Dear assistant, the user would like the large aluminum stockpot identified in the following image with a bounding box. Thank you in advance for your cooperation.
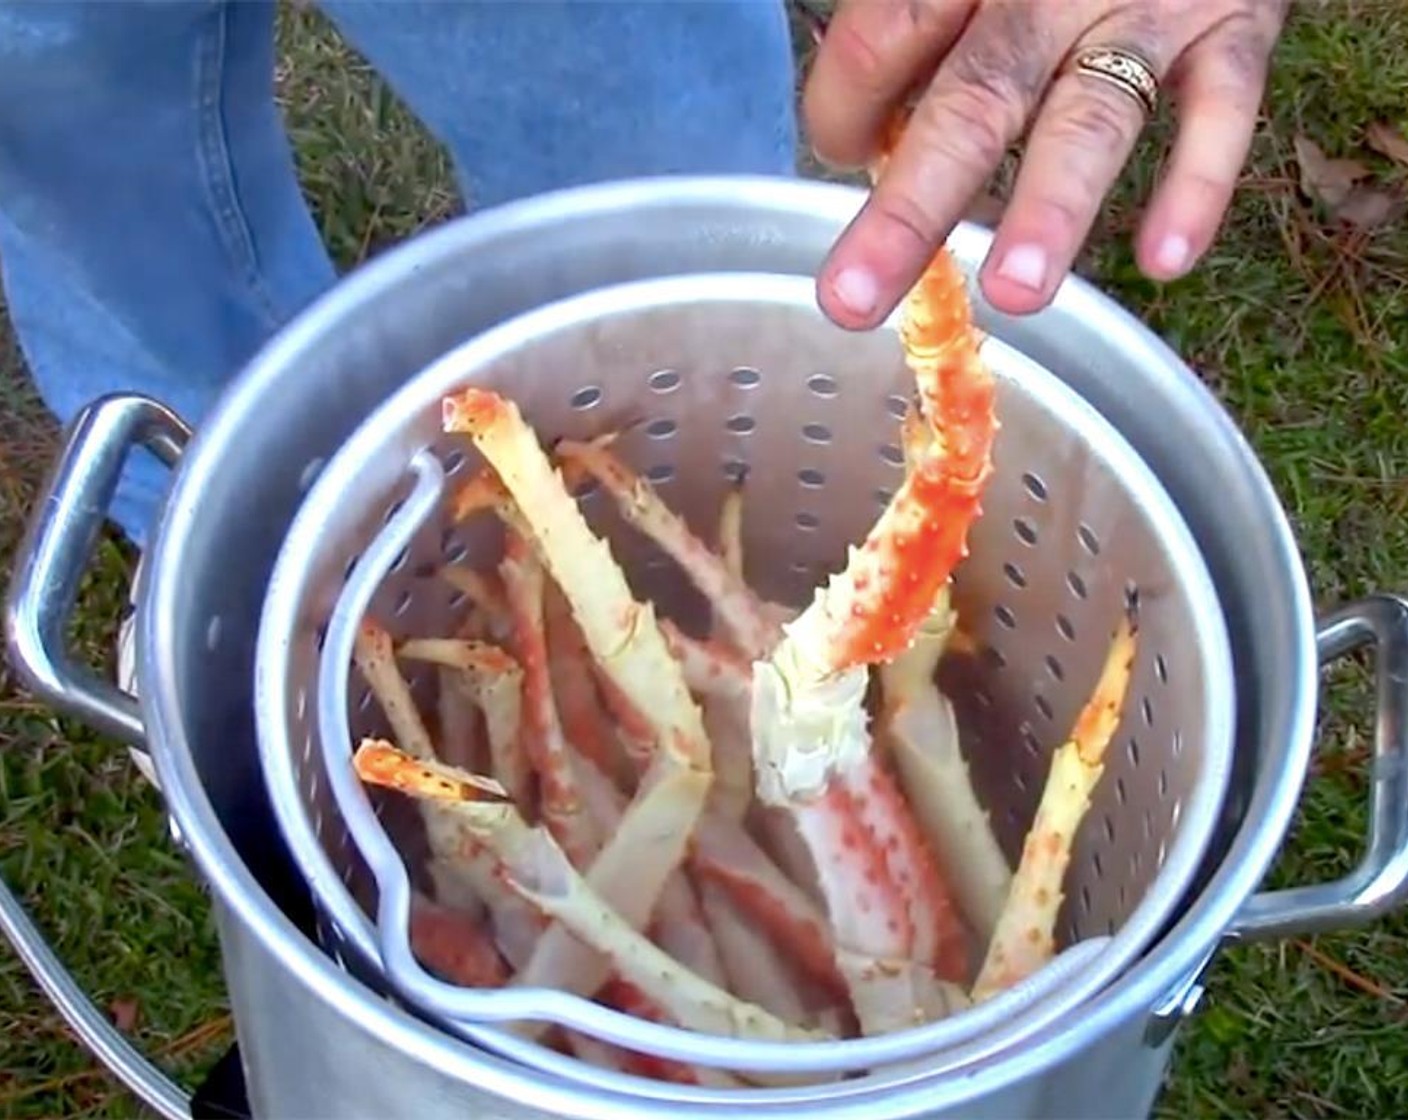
[5,176,1408,1120]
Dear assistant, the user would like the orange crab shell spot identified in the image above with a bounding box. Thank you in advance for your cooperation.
[443,387,508,434]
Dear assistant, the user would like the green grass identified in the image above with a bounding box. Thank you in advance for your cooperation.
[3,2,1407,1116]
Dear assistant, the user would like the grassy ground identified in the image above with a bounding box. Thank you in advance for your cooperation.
[2,2,1407,1116]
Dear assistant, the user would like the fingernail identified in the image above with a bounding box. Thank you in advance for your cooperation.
[831,267,879,317]
[996,244,1048,291]
[1154,233,1191,276]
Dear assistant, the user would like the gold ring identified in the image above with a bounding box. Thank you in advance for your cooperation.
[1067,45,1159,117]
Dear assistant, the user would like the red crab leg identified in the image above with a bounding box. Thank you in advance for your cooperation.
[409,892,511,989]
[542,578,634,788]
[499,530,602,867]
[747,126,997,1028]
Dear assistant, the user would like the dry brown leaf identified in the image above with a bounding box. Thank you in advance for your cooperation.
[109,997,140,1032]
[1293,134,1370,209]
[1366,121,1408,168]
[1334,185,1402,230]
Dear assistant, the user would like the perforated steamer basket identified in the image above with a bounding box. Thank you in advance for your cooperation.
[254,270,1235,1088]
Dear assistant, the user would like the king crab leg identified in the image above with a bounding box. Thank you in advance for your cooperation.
[443,389,716,1032]
[361,625,745,1076]
[397,635,533,814]
[554,434,781,660]
[551,432,974,1007]
[870,400,1012,946]
[875,587,1012,949]
[440,453,848,1006]
[747,143,998,1025]
[542,577,637,790]
[353,740,832,1046]
[971,601,1138,1001]
[497,530,603,867]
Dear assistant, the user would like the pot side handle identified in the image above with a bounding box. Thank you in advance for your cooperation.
[2,392,193,1119]
[1231,593,1408,941]
[4,393,188,747]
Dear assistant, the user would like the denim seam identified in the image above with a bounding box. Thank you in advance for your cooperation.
[194,1,284,330]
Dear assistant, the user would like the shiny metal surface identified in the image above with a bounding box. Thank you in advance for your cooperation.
[0,394,192,1118]
[1231,594,1408,939]
[4,393,187,747]
[4,175,1405,1118]
[260,270,1234,1080]
[0,877,191,1119]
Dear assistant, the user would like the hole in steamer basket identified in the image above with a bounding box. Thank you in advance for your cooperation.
[320,274,1221,1093]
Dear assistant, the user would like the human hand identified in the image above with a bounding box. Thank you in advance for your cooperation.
[802,0,1289,327]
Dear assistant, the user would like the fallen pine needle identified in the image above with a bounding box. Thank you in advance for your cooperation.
[1292,939,1403,1005]
[0,1013,233,1107]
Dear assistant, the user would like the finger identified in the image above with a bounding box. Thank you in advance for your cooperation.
[816,1,1089,330]
[802,0,976,170]
[980,35,1168,314]
[1134,16,1279,280]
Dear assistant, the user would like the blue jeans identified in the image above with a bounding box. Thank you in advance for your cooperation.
[0,0,798,549]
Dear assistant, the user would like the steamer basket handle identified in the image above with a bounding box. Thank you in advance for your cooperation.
[4,393,188,747]
[1232,593,1408,941]
[2,392,193,1119]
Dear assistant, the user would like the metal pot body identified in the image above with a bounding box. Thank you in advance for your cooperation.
[213,881,1173,1120]
[6,176,1408,1119]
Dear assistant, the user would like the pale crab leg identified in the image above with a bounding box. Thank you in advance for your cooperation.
[713,473,797,635]
[398,636,533,813]
[750,225,997,1027]
[542,578,635,788]
[353,740,830,1045]
[439,565,513,638]
[660,620,753,699]
[876,587,1012,948]
[547,626,845,1001]
[354,624,544,957]
[359,739,734,1071]
[970,603,1138,1002]
[654,622,825,909]
[432,663,487,774]
[554,434,780,660]
[433,842,545,970]
[587,662,657,772]
[354,619,499,912]
[450,465,639,786]
[557,613,845,1001]
[570,747,729,989]
[353,619,438,761]
[382,630,730,1018]
[658,621,755,820]
[443,388,715,1023]
[696,879,831,1032]
[502,541,729,1001]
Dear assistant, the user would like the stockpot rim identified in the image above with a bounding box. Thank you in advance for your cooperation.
[138,175,1318,1115]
